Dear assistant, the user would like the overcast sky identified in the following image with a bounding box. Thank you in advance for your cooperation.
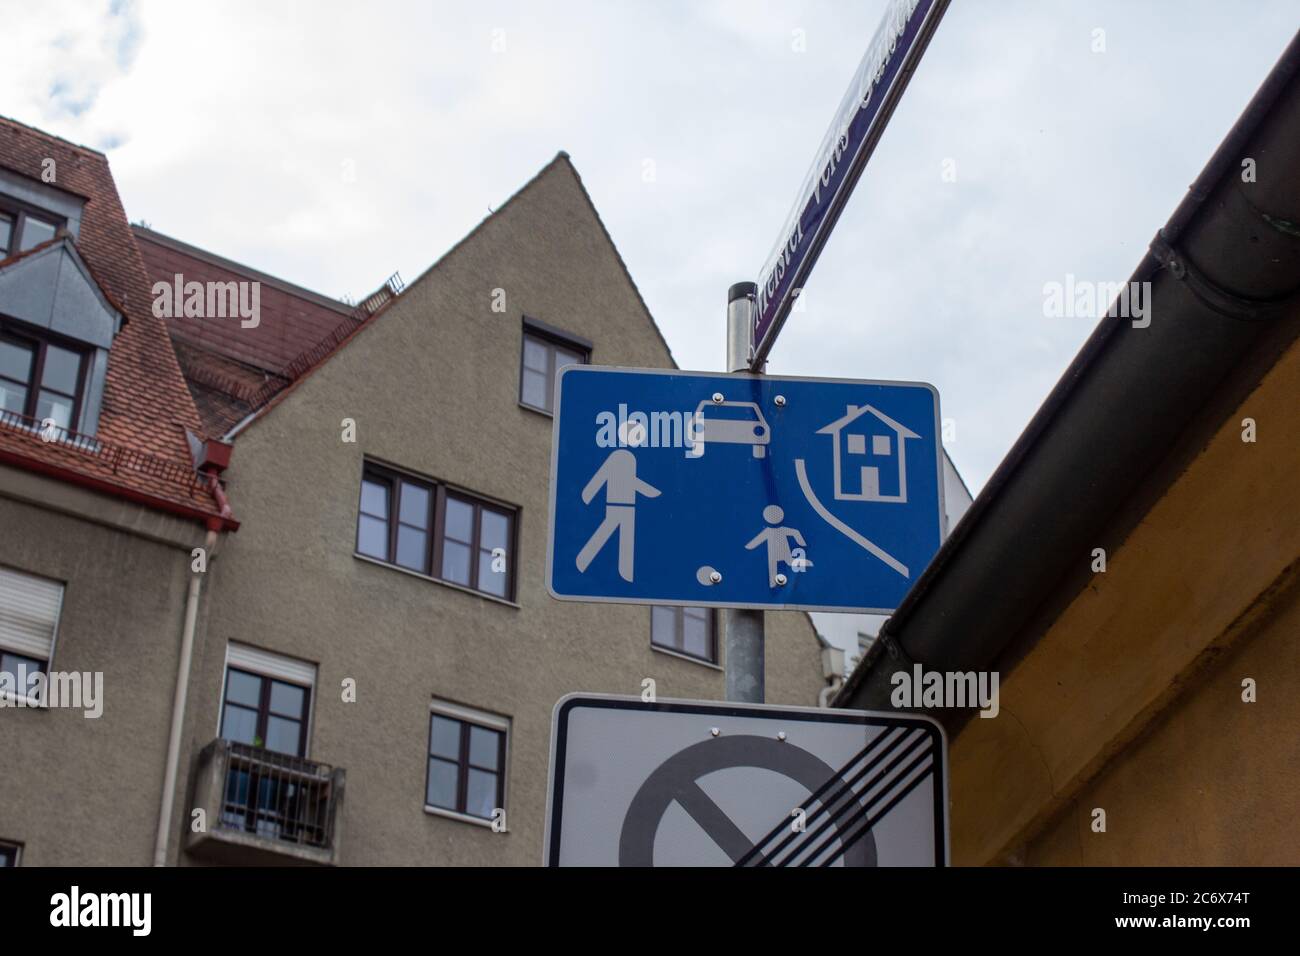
[3,1,1296,490]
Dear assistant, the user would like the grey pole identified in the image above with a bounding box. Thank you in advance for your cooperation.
[724,281,764,703]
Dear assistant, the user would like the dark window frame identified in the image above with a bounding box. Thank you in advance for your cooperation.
[651,606,719,664]
[518,317,591,415]
[219,665,312,759]
[424,710,508,821]
[0,840,21,867]
[0,649,47,701]
[356,461,519,602]
[0,197,64,257]
[0,318,90,432]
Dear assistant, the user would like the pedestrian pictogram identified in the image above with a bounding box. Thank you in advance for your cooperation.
[575,448,662,582]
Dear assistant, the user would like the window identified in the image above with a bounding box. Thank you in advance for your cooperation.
[219,644,316,758]
[651,605,717,663]
[0,841,21,867]
[518,318,590,414]
[357,462,517,600]
[850,631,873,672]
[0,326,87,432]
[0,650,45,700]
[426,703,508,822]
[0,566,63,702]
[0,201,61,257]
[357,471,430,573]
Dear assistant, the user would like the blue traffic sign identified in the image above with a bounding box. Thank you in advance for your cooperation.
[547,367,944,613]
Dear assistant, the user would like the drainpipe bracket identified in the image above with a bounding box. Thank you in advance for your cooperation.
[1150,229,1294,322]
[878,632,917,670]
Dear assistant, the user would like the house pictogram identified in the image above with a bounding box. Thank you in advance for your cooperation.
[815,404,920,503]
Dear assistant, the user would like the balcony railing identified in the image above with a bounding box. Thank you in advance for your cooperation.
[186,739,345,866]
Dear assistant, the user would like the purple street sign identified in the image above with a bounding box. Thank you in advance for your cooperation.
[751,0,950,367]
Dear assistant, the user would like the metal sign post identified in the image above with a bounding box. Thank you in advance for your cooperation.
[726,281,763,702]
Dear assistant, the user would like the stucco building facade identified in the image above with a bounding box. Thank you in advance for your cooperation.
[1,124,827,867]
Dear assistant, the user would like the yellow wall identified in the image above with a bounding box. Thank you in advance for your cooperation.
[948,333,1300,866]
[1026,582,1300,865]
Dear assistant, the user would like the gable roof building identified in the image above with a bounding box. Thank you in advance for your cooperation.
[0,117,238,869]
[2,130,829,867]
[0,116,227,525]
[152,151,826,867]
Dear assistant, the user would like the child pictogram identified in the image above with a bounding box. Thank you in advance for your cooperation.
[745,505,812,587]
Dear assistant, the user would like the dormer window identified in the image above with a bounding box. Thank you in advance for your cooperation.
[0,214,121,439]
[0,204,61,258]
[0,327,86,431]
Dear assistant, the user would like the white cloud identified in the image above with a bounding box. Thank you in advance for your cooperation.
[1,0,1295,489]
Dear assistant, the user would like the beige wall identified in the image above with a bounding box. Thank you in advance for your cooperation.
[0,467,210,865]
[1024,580,1300,865]
[180,159,824,865]
[947,333,1300,866]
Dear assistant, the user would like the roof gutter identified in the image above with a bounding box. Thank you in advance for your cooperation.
[837,29,1300,716]
[0,448,240,532]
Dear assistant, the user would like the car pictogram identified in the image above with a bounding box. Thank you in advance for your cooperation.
[686,400,770,459]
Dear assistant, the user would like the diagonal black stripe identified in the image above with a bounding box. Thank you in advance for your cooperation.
[811,755,936,868]
[757,729,926,868]
[774,733,932,867]
[800,751,935,867]
[735,726,913,867]
[676,781,760,864]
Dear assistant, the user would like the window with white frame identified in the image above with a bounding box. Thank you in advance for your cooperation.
[425,700,509,824]
[219,643,317,757]
[0,565,64,703]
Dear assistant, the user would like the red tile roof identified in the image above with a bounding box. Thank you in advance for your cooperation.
[134,227,359,373]
[0,115,227,525]
[132,226,399,439]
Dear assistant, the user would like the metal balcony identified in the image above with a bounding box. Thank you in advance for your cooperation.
[186,739,345,866]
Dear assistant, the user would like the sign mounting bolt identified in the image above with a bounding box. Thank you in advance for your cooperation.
[775,573,788,586]
[710,727,720,737]
[709,570,722,584]
[774,395,786,406]
[711,392,724,404]
[777,731,787,741]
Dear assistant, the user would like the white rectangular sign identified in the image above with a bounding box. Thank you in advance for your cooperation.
[544,694,948,867]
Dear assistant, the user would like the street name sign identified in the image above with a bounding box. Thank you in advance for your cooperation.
[751,0,951,366]
[546,366,944,614]
[544,695,948,867]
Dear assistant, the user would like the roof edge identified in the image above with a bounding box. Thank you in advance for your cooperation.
[132,225,357,316]
[836,27,1300,712]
